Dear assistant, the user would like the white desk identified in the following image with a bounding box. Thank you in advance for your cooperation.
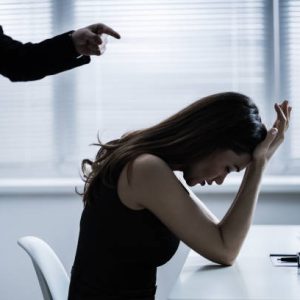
[168,225,300,300]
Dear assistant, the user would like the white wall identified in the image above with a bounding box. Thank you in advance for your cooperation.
[0,191,299,300]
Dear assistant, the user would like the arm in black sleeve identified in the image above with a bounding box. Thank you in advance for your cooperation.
[0,27,91,82]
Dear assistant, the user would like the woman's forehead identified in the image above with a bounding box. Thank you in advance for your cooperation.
[215,150,251,167]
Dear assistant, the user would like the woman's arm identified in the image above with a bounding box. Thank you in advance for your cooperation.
[217,159,265,264]
[218,101,291,263]
[176,172,220,224]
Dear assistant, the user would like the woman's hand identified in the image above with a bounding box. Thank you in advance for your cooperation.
[252,100,292,163]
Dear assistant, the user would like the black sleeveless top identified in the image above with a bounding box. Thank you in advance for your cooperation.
[68,178,180,299]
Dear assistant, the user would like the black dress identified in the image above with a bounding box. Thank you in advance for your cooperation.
[68,178,180,300]
[0,26,90,82]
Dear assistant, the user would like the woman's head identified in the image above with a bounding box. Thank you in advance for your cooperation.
[153,91,266,159]
[160,91,267,183]
[81,92,267,202]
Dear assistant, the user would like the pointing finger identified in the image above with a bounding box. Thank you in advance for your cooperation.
[101,24,121,39]
[89,23,121,39]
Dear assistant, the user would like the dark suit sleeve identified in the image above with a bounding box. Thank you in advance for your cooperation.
[0,27,91,82]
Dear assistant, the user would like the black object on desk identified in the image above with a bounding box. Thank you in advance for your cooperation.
[278,257,297,262]
[270,252,300,267]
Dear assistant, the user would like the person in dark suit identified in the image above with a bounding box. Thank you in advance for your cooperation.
[0,23,121,82]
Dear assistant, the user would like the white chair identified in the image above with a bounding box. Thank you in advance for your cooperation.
[17,236,70,300]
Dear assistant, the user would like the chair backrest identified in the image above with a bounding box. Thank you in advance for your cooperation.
[17,236,70,300]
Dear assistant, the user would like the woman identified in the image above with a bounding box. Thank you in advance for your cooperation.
[68,92,291,300]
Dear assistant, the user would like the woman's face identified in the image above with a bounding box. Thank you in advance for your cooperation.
[182,150,251,186]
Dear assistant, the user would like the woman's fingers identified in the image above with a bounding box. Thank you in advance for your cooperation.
[280,100,291,118]
[265,128,278,147]
[254,100,292,162]
[281,101,290,123]
[275,102,287,122]
[273,104,285,135]
[252,127,278,161]
[274,100,291,133]
[269,100,291,152]
[288,106,292,120]
[285,104,291,129]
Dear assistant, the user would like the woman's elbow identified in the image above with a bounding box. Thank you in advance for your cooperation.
[202,249,236,266]
[212,253,236,266]
[217,257,235,266]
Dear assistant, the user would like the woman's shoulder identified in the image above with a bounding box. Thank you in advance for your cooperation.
[131,153,170,173]
[117,153,177,210]
[119,153,175,193]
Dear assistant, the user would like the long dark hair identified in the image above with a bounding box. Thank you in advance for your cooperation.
[80,92,267,204]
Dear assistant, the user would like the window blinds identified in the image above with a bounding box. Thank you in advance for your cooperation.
[0,0,54,177]
[280,0,300,162]
[0,0,297,178]
[73,0,270,171]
